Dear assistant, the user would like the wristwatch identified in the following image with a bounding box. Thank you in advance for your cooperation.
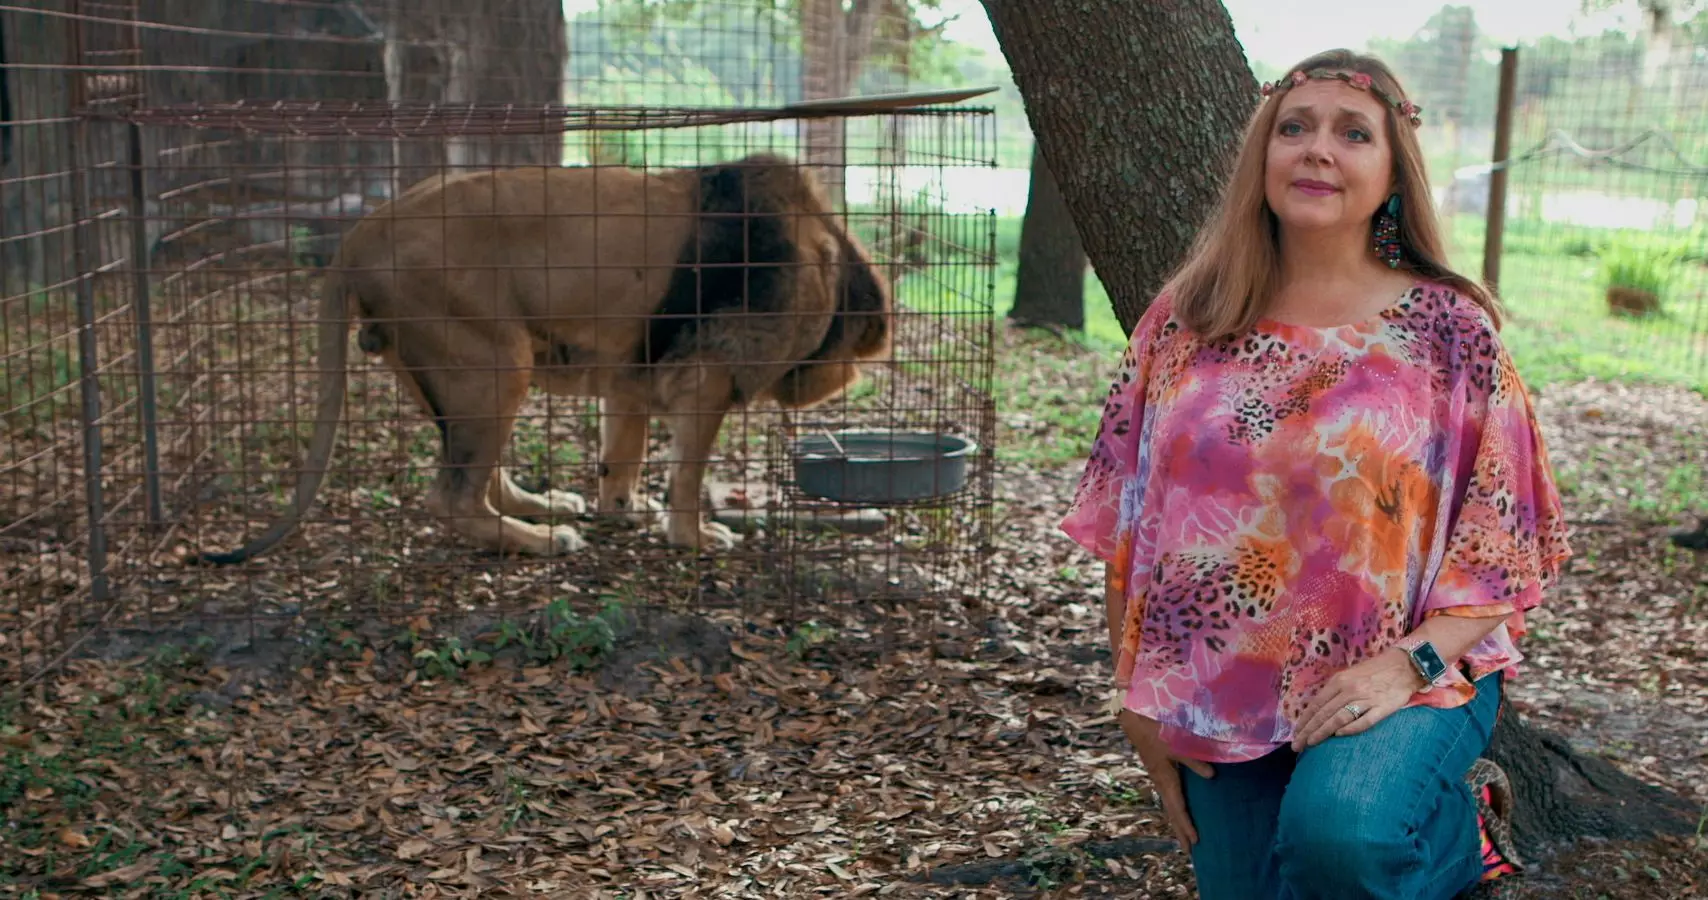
[1394,637,1450,691]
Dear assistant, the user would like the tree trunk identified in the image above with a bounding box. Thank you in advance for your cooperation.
[980,0,1706,869]
[1008,141,1087,331]
[382,0,565,188]
[978,0,1255,336]
[441,36,474,170]
[1485,704,1699,863]
[383,0,405,200]
[799,0,881,209]
[1,5,76,290]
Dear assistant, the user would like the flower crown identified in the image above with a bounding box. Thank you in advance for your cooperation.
[1260,68,1423,127]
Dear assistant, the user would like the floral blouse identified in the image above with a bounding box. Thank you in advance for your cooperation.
[1060,281,1571,764]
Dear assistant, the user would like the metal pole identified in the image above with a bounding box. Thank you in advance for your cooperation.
[67,7,111,606]
[1483,46,1519,295]
[126,121,164,527]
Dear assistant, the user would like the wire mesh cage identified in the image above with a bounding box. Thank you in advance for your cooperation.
[1,0,999,683]
[1489,27,1708,388]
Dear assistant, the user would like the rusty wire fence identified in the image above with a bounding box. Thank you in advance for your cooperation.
[1,0,999,684]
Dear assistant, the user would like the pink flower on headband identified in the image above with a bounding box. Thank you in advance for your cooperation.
[1289,70,1308,86]
[1349,72,1373,89]
[1401,100,1418,117]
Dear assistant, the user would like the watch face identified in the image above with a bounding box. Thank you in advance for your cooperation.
[1411,641,1449,680]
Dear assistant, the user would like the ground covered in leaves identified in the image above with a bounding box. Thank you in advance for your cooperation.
[3,327,1707,898]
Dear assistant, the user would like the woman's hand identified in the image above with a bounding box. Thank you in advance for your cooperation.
[1118,708,1215,847]
[1291,647,1426,752]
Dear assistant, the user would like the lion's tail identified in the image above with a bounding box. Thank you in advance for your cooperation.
[195,263,353,566]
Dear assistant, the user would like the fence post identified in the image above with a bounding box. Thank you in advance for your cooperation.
[69,126,111,605]
[1483,46,1519,295]
[65,0,112,607]
[126,120,164,527]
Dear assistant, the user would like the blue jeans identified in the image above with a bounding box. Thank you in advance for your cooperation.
[1179,671,1503,900]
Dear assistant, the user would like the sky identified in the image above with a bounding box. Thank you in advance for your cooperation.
[559,0,1645,70]
[928,0,1610,68]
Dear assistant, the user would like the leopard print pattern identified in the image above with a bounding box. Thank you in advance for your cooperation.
[1060,281,1572,764]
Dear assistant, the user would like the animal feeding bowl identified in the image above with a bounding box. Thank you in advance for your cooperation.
[791,430,976,504]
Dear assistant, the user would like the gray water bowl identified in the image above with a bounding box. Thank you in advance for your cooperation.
[791,430,977,504]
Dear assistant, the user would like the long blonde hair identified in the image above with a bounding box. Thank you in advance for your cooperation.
[1161,48,1503,341]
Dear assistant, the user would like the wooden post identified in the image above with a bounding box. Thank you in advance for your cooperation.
[1483,46,1519,295]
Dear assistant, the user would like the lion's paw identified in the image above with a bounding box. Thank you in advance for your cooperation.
[547,525,588,555]
[597,492,664,528]
[667,518,739,552]
[540,489,587,517]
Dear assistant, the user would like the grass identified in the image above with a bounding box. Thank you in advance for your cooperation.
[0,652,333,897]
[841,204,1708,473]
[1443,213,1708,394]
[986,211,1126,351]
[1597,233,1689,301]
[956,209,1708,470]
[0,663,187,889]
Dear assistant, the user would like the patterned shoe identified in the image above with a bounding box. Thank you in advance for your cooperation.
[1459,873,1523,899]
[1466,758,1524,885]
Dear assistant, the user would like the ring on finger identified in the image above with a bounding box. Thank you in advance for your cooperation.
[1343,702,1366,719]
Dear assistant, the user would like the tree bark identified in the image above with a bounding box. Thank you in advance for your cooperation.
[799,0,882,208]
[382,0,566,188]
[1,5,75,289]
[1485,705,1699,863]
[978,0,1255,336]
[980,0,1707,868]
[441,35,475,170]
[1008,141,1087,331]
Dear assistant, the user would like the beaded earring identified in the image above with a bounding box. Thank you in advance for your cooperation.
[1372,193,1403,268]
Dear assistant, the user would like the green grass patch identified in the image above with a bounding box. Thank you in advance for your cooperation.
[1447,213,1708,395]
[0,664,202,892]
[1596,232,1691,302]
[974,209,1708,470]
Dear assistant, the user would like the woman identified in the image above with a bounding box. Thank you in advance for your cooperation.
[1059,49,1571,900]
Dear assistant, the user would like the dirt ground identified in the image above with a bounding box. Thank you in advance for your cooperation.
[2,333,1706,898]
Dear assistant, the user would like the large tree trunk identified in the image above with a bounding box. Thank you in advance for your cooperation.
[1008,141,1087,331]
[1486,705,1699,863]
[1,5,78,289]
[799,0,882,209]
[385,0,567,190]
[978,0,1254,336]
[440,32,475,170]
[979,0,1705,870]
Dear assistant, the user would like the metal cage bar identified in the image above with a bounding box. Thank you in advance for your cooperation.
[2,0,1001,684]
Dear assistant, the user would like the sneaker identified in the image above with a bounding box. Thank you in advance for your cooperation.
[1466,758,1524,884]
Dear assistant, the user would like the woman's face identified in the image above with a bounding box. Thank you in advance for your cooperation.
[1263,74,1396,239]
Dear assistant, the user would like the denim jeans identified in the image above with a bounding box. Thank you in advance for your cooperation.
[1178,670,1503,900]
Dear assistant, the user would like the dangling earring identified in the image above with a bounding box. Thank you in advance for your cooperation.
[1373,193,1403,269]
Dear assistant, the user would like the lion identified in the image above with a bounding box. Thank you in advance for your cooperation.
[196,152,893,565]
